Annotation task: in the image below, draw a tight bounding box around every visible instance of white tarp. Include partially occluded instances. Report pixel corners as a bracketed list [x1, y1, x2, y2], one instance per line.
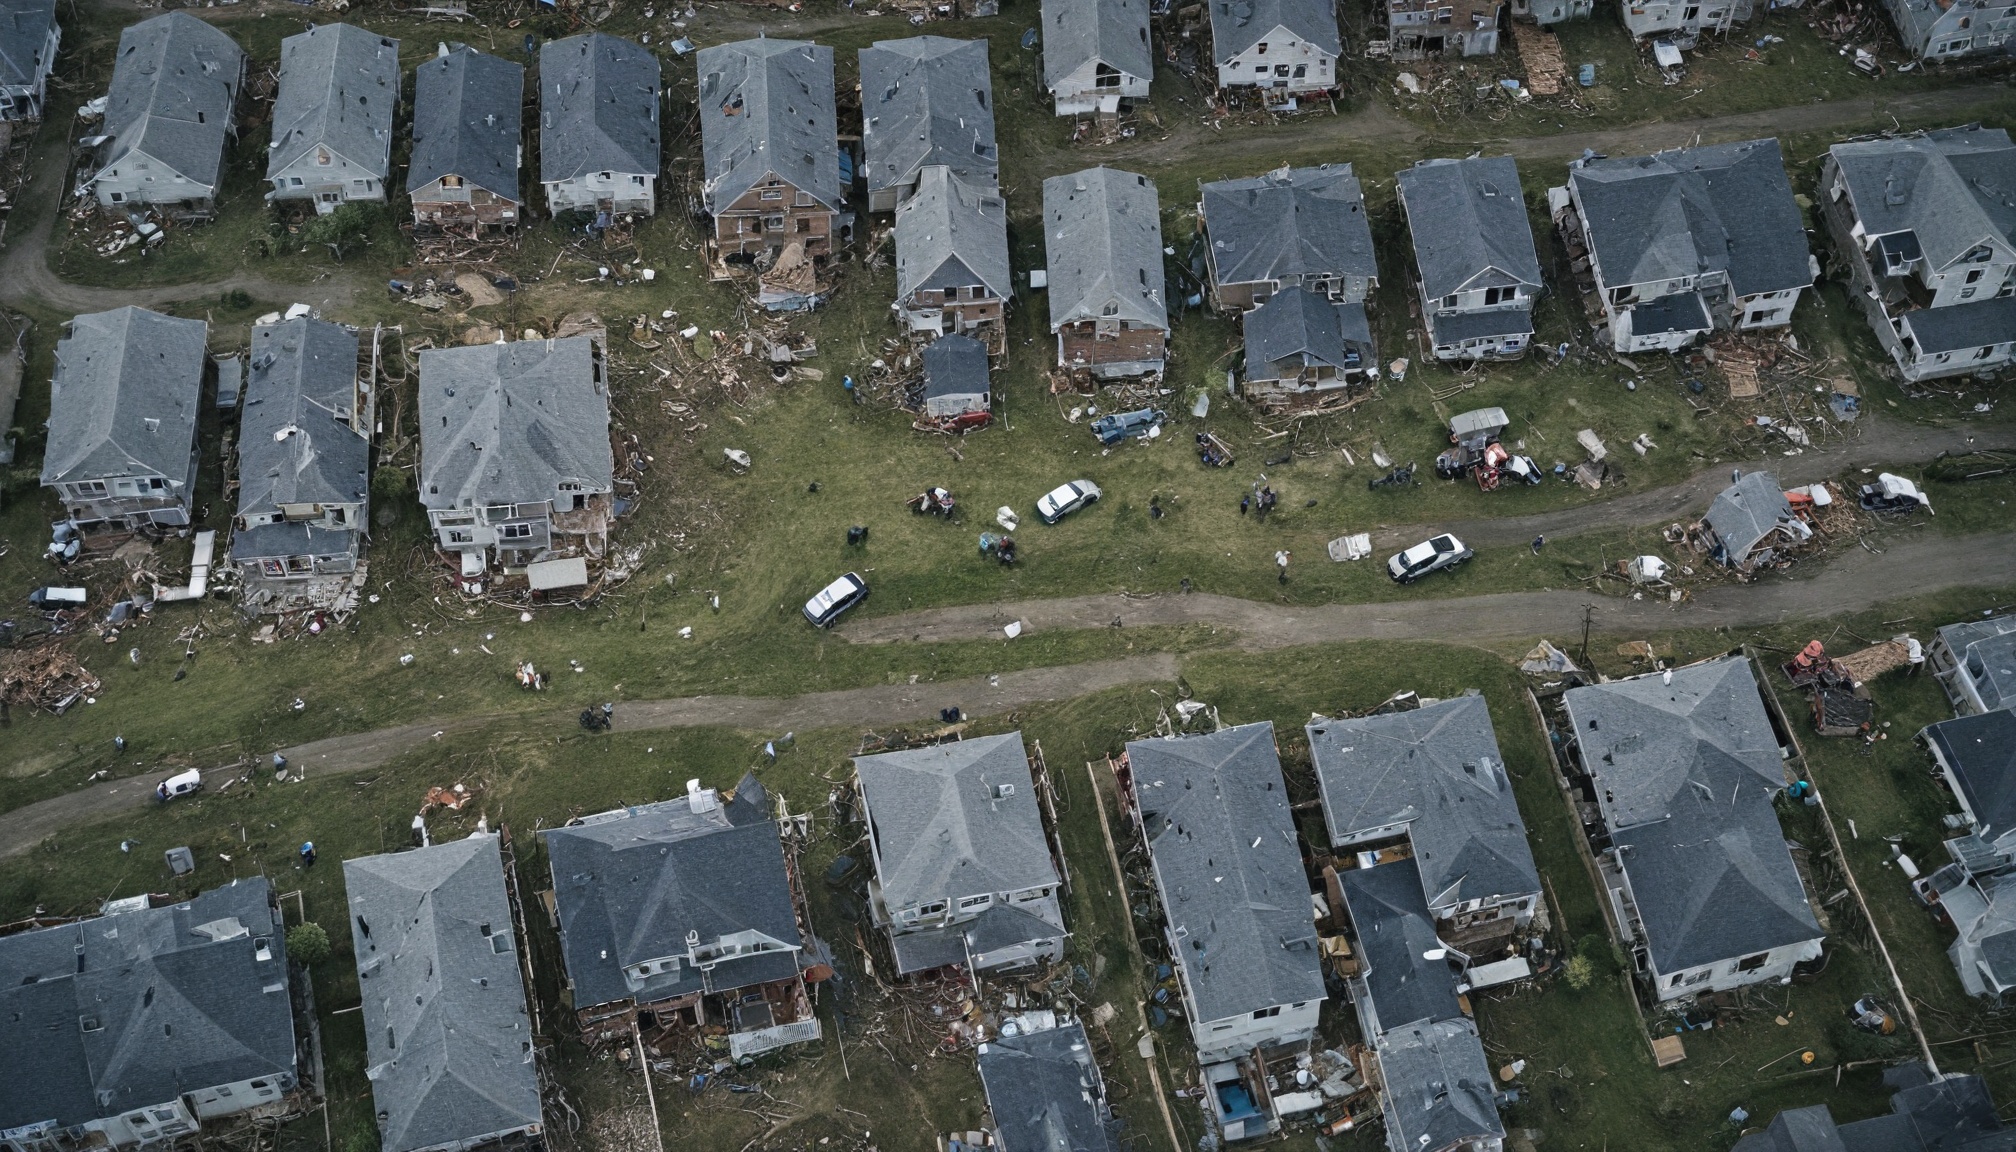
[1465, 956, 1533, 990]
[1326, 533, 1373, 562]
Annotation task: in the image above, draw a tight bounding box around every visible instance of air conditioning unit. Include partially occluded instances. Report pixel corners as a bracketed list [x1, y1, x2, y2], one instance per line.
[995, 783, 1016, 799]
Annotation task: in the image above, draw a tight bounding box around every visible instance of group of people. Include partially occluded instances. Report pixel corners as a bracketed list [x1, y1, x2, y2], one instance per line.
[1240, 486, 1280, 518]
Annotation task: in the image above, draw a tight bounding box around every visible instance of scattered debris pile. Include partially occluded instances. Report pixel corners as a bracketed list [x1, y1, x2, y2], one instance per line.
[1779, 636, 1920, 739]
[0, 646, 101, 714]
[1511, 23, 1567, 96]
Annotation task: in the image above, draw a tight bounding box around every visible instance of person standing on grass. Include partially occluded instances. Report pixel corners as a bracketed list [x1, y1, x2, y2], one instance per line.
[299, 842, 317, 868]
[1275, 550, 1291, 584]
[1240, 494, 1250, 515]
[1532, 535, 1546, 554]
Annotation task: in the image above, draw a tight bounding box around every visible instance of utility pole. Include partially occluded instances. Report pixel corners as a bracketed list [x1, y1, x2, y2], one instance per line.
[1580, 603, 1595, 669]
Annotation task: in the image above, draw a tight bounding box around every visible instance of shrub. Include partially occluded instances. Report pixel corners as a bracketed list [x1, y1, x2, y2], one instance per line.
[1563, 954, 1596, 990]
[300, 204, 378, 263]
[286, 921, 332, 968]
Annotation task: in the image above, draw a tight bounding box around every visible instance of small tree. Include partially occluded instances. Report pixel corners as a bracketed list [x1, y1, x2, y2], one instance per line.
[286, 921, 332, 968]
[1562, 954, 1596, 990]
[299, 204, 376, 263]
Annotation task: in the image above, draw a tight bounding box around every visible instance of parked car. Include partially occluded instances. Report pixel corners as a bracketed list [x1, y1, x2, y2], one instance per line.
[803, 572, 869, 627]
[154, 769, 204, 803]
[1036, 480, 1102, 524]
[1387, 534, 1473, 584]
[1090, 408, 1166, 446]
[27, 586, 87, 608]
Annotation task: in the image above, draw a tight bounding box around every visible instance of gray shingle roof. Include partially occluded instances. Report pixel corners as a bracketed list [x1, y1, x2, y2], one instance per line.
[1427, 308, 1535, 345]
[1396, 156, 1543, 301]
[978, 1021, 1117, 1152]
[267, 23, 397, 182]
[889, 901, 1064, 975]
[1734, 1073, 2016, 1152]
[40, 306, 206, 487]
[1565, 657, 1821, 974]
[855, 732, 1058, 909]
[1900, 296, 2016, 355]
[1043, 166, 1167, 331]
[1202, 164, 1376, 289]
[1928, 710, 2016, 840]
[236, 318, 366, 519]
[343, 836, 542, 1152]
[922, 332, 990, 401]
[1341, 858, 1461, 1034]
[1630, 290, 1713, 337]
[98, 13, 243, 186]
[895, 165, 1012, 304]
[1208, 0, 1340, 64]
[1704, 470, 1798, 563]
[0, 879, 295, 1131]
[1128, 723, 1326, 1024]
[697, 38, 838, 214]
[417, 336, 612, 510]
[1374, 1018, 1504, 1152]
[1829, 126, 2016, 275]
[0, 0, 57, 92]
[408, 46, 522, 200]
[1243, 287, 1370, 382]
[1571, 138, 1810, 297]
[1041, 0, 1153, 91]
[860, 37, 996, 198]
[538, 33, 660, 184]
[1937, 617, 2016, 713]
[1728, 1105, 1849, 1152]
[1309, 694, 1540, 910]
[542, 797, 805, 1012]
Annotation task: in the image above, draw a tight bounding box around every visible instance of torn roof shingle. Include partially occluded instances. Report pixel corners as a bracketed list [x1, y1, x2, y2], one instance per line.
[98, 12, 244, 187]
[236, 317, 367, 519]
[859, 36, 997, 197]
[1043, 166, 1167, 331]
[1830, 126, 2016, 274]
[1128, 723, 1326, 1024]
[40, 306, 207, 487]
[697, 38, 838, 214]
[895, 165, 1013, 304]
[538, 32, 660, 184]
[1397, 156, 1543, 301]
[854, 732, 1059, 910]
[977, 1021, 1118, 1152]
[408, 46, 523, 200]
[1202, 164, 1376, 289]
[1309, 694, 1540, 910]
[1041, 0, 1153, 91]
[343, 836, 542, 1152]
[1704, 470, 1798, 562]
[1208, 0, 1340, 65]
[417, 336, 612, 510]
[267, 23, 398, 181]
[1572, 137, 1810, 298]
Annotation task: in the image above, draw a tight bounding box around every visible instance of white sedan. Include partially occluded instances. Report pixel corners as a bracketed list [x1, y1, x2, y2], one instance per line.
[1387, 534, 1474, 584]
[1036, 480, 1102, 524]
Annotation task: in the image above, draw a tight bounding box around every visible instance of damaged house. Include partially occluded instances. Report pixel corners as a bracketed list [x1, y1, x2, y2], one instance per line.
[89, 12, 245, 216]
[853, 732, 1068, 976]
[697, 39, 841, 264]
[408, 46, 523, 232]
[265, 23, 398, 215]
[0, 879, 298, 1152]
[1820, 127, 2016, 385]
[0, 0, 60, 121]
[40, 306, 207, 533]
[1309, 693, 1543, 956]
[1125, 723, 1326, 1142]
[975, 1017, 1117, 1152]
[417, 336, 612, 578]
[1385, 0, 1504, 57]
[1552, 138, 1814, 354]
[894, 165, 1012, 340]
[1923, 709, 2016, 1001]
[1561, 656, 1826, 1002]
[342, 834, 544, 1152]
[1040, 0, 1153, 117]
[1618, 0, 1751, 39]
[1208, 0, 1340, 102]
[538, 33, 661, 217]
[1396, 156, 1544, 362]
[919, 332, 992, 418]
[1733, 1066, 2016, 1152]
[1697, 470, 1810, 573]
[541, 777, 826, 1058]
[1929, 615, 2016, 717]
[1238, 286, 1374, 409]
[230, 317, 371, 613]
[1199, 164, 1376, 313]
[859, 36, 997, 214]
[1880, 0, 2015, 60]
[1043, 166, 1168, 380]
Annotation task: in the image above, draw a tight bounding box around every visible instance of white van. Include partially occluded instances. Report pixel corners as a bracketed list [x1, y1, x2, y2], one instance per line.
[154, 769, 203, 803]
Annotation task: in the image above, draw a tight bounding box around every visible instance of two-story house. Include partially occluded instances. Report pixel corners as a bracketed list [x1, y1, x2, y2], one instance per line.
[860, 36, 996, 214]
[541, 777, 825, 1058]
[230, 317, 371, 612]
[1386, 0, 1505, 56]
[1310, 693, 1543, 954]
[0, 0, 59, 121]
[1396, 156, 1544, 361]
[976, 1018, 1117, 1152]
[1928, 615, 2016, 717]
[265, 23, 397, 214]
[40, 307, 207, 532]
[698, 39, 840, 263]
[1619, 0, 1753, 38]
[408, 46, 523, 232]
[1239, 286, 1374, 408]
[1820, 127, 2016, 384]
[1044, 166, 1168, 380]
[0, 879, 298, 1152]
[1562, 656, 1826, 1002]
[343, 835, 544, 1152]
[1199, 164, 1377, 312]
[1041, 0, 1153, 117]
[538, 32, 660, 217]
[1554, 138, 1813, 353]
[90, 13, 245, 215]
[417, 335, 612, 576]
[894, 165, 1012, 339]
[853, 732, 1068, 975]
[1880, 0, 2014, 60]
[1920, 707, 2016, 1001]
[1210, 0, 1340, 101]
